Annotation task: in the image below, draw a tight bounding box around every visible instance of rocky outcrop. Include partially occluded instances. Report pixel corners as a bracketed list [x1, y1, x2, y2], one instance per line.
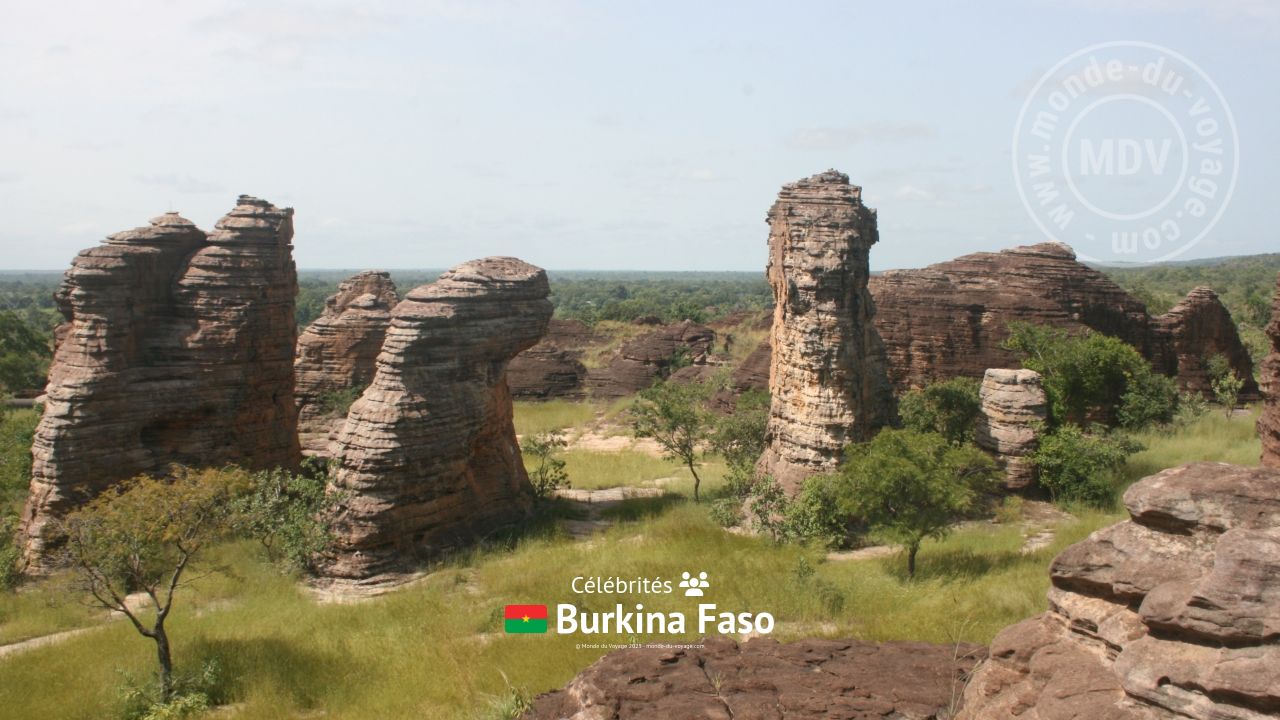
[1152, 286, 1260, 400]
[733, 245, 1258, 400]
[294, 271, 399, 455]
[975, 369, 1047, 490]
[508, 319, 596, 400]
[585, 320, 716, 399]
[320, 257, 552, 584]
[756, 170, 894, 494]
[522, 636, 985, 720]
[1259, 274, 1280, 467]
[870, 242, 1154, 392]
[20, 197, 300, 570]
[958, 461, 1280, 719]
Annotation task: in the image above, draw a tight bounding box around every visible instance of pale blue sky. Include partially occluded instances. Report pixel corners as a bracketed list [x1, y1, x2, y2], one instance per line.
[1, 0, 1276, 271]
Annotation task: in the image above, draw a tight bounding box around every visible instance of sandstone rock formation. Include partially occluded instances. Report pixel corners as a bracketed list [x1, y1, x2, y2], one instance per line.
[1259, 274, 1280, 468]
[756, 170, 894, 494]
[20, 198, 299, 570]
[1152, 286, 1259, 400]
[975, 369, 1048, 489]
[734, 244, 1258, 400]
[522, 636, 985, 720]
[959, 461, 1280, 719]
[507, 319, 596, 400]
[294, 271, 399, 455]
[321, 257, 552, 584]
[585, 320, 716, 400]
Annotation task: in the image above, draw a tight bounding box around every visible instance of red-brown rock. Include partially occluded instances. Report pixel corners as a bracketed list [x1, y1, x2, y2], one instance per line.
[294, 271, 399, 455]
[522, 636, 985, 720]
[507, 319, 596, 400]
[958, 461, 1280, 720]
[585, 320, 716, 400]
[1151, 286, 1259, 400]
[756, 170, 894, 494]
[20, 197, 300, 571]
[319, 257, 552, 585]
[1260, 273, 1280, 467]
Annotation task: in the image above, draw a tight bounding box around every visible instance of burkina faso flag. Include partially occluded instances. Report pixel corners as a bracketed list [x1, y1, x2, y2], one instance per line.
[504, 604, 548, 633]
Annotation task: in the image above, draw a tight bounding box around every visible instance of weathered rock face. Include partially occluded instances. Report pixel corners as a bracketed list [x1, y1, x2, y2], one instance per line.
[507, 319, 595, 400]
[1152, 286, 1260, 400]
[756, 170, 894, 494]
[734, 244, 1258, 400]
[294, 271, 399, 455]
[975, 369, 1047, 489]
[20, 197, 300, 570]
[1259, 274, 1280, 467]
[959, 461, 1280, 720]
[522, 636, 985, 720]
[321, 257, 552, 583]
[585, 320, 716, 400]
[870, 242, 1155, 392]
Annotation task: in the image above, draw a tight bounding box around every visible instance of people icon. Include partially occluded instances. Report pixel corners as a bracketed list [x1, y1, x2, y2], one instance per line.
[680, 570, 709, 597]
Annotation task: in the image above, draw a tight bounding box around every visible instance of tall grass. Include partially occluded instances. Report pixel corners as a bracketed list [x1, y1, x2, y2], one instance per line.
[512, 401, 600, 437]
[1120, 405, 1262, 486]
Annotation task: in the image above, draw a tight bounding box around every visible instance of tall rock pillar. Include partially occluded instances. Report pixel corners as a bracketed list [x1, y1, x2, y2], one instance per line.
[1259, 273, 1280, 467]
[755, 170, 893, 494]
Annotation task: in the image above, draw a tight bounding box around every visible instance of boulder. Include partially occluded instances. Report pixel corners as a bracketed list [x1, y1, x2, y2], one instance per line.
[958, 461, 1280, 720]
[975, 368, 1048, 489]
[319, 257, 552, 585]
[293, 271, 399, 455]
[20, 197, 299, 571]
[1260, 273, 1280, 467]
[522, 636, 985, 720]
[755, 170, 894, 494]
[585, 320, 716, 400]
[507, 319, 597, 400]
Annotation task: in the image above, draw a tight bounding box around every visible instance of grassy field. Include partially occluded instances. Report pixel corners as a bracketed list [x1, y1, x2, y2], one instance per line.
[0, 406, 1261, 719]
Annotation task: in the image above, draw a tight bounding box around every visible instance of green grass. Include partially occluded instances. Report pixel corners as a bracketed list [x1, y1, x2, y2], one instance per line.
[512, 401, 600, 437]
[0, 506, 1118, 720]
[1120, 405, 1262, 486]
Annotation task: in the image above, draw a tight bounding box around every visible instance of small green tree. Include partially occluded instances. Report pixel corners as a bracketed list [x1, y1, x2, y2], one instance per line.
[836, 429, 996, 578]
[1206, 354, 1244, 418]
[520, 431, 570, 499]
[898, 377, 982, 445]
[232, 458, 341, 573]
[59, 467, 248, 703]
[631, 380, 714, 501]
[711, 389, 769, 496]
[1032, 424, 1140, 506]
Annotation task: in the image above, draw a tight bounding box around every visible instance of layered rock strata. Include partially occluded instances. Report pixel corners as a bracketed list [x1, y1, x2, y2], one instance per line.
[507, 319, 595, 400]
[522, 636, 985, 720]
[1152, 286, 1259, 400]
[735, 244, 1259, 399]
[584, 320, 716, 399]
[756, 170, 894, 494]
[975, 369, 1048, 489]
[21, 197, 300, 569]
[321, 257, 552, 583]
[959, 461, 1280, 719]
[294, 271, 398, 454]
[1259, 274, 1280, 467]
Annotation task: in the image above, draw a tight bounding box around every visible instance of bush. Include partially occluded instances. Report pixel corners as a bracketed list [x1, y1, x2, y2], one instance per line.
[232, 459, 341, 573]
[0, 405, 38, 510]
[1004, 323, 1178, 429]
[898, 377, 982, 445]
[317, 386, 364, 418]
[782, 474, 846, 546]
[1032, 424, 1141, 507]
[0, 513, 21, 590]
[835, 429, 997, 577]
[711, 389, 769, 497]
[707, 498, 742, 528]
[520, 431, 570, 499]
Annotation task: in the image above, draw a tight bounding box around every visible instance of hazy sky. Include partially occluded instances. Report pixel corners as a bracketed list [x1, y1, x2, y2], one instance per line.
[2, 1, 1277, 271]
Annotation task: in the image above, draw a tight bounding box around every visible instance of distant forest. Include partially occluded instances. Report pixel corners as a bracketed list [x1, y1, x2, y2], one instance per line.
[2, 254, 1277, 395]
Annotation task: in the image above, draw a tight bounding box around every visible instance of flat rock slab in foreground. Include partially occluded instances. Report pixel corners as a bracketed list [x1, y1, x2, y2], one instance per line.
[521, 635, 985, 720]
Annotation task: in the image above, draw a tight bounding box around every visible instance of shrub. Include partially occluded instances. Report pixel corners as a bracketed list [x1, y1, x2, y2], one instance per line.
[711, 389, 769, 497]
[520, 431, 570, 499]
[707, 498, 742, 528]
[0, 513, 21, 590]
[1004, 323, 1178, 429]
[783, 473, 846, 546]
[232, 458, 340, 574]
[317, 386, 364, 417]
[898, 377, 981, 445]
[835, 429, 997, 578]
[1032, 424, 1141, 507]
[1207, 355, 1244, 418]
